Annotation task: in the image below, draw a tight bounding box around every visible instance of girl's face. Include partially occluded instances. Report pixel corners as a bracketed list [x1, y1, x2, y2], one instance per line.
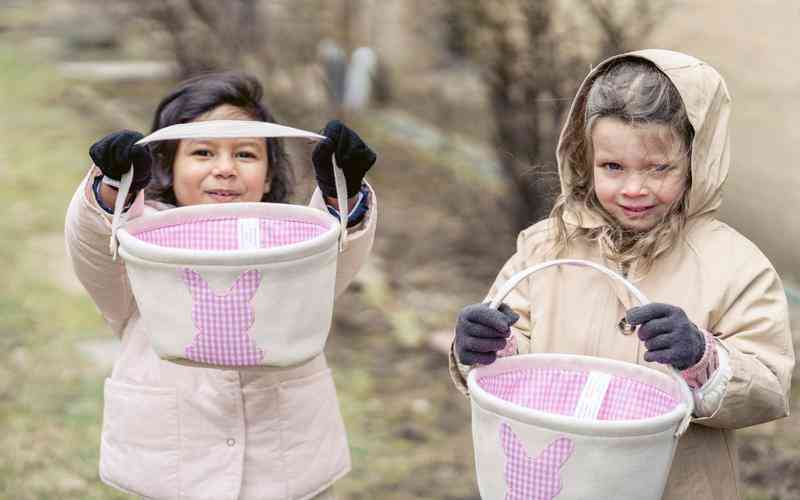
[172, 105, 269, 206]
[591, 117, 689, 232]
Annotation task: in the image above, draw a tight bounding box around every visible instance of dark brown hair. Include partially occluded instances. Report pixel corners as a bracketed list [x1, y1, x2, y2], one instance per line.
[145, 71, 293, 205]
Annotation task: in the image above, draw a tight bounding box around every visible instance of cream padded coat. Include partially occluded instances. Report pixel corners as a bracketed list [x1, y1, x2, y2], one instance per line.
[450, 50, 794, 500]
[66, 167, 376, 500]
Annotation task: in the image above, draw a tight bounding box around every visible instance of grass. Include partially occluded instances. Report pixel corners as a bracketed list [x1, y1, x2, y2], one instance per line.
[0, 43, 130, 499]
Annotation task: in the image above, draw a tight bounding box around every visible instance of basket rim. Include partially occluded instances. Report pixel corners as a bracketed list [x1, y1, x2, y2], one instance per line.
[467, 353, 692, 437]
[117, 202, 340, 266]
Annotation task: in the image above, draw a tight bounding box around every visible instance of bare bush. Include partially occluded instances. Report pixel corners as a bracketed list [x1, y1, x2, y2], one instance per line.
[444, 0, 672, 230]
[131, 0, 264, 79]
[587, 0, 673, 60]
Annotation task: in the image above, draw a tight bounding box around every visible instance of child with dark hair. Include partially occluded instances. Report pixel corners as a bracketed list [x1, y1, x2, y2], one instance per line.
[66, 71, 377, 500]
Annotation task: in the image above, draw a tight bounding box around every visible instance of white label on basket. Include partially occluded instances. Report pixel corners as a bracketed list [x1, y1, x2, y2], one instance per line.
[573, 371, 613, 420]
[237, 218, 261, 250]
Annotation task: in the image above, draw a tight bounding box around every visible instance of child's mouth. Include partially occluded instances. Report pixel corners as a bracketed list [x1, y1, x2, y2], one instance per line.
[206, 190, 241, 202]
[620, 205, 655, 217]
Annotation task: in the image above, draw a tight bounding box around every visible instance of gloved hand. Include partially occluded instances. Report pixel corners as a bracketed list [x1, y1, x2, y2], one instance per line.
[455, 303, 520, 366]
[89, 130, 152, 194]
[626, 303, 705, 370]
[312, 120, 376, 198]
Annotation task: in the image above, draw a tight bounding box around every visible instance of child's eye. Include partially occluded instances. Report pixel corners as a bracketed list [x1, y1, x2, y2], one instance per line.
[236, 151, 258, 160]
[191, 149, 212, 158]
[652, 164, 673, 174]
[602, 162, 623, 171]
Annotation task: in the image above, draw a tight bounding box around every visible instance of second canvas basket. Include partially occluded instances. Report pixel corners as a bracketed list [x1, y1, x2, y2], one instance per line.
[467, 259, 694, 500]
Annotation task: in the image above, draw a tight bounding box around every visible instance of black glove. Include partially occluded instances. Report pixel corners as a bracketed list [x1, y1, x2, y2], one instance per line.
[89, 130, 152, 194]
[626, 303, 705, 370]
[455, 303, 520, 366]
[312, 120, 376, 198]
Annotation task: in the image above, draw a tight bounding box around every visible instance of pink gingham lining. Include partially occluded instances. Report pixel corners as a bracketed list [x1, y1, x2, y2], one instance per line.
[477, 368, 678, 420]
[133, 217, 327, 250]
[500, 423, 574, 500]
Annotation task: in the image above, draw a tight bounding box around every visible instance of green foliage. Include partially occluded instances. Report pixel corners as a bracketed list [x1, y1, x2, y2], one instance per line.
[0, 43, 127, 499]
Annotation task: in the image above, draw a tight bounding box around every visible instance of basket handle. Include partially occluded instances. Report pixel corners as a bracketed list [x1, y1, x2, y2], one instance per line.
[330, 154, 349, 253]
[107, 121, 351, 258]
[488, 259, 694, 436]
[109, 166, 134, 259]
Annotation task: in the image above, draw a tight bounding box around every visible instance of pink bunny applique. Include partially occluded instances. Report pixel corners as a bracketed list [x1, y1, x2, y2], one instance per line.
[181, 268, 264, 366]
[500, 423, 575, 500]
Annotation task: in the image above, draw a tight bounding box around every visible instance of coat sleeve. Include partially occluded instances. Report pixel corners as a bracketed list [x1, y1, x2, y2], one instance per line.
[693, 253, 795, 429]
[448, 229, 535, 395]
[64, 167, 144, 336]
[308, 181, 377, 298]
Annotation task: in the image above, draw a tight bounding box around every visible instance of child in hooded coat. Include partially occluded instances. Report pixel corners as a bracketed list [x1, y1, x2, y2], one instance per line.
[66, 72, 377, 500]
[451, 50, 794, 500]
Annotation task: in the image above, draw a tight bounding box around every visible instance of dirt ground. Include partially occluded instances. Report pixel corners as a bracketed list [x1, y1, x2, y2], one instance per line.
[324, 136, 517, 500]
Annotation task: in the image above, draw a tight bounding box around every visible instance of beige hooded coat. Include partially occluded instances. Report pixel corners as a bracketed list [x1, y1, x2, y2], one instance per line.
[450, 50, 794, 499]
[66, 166, 376, 500]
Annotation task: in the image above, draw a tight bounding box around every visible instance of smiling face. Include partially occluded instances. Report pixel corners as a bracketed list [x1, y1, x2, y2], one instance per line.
[172, 104, 269, 206]
[591, 117, 689, 232]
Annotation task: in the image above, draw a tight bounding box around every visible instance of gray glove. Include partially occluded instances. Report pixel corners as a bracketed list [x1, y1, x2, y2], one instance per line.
[455, 303, 520, 366]
[626, 303, 705, 370]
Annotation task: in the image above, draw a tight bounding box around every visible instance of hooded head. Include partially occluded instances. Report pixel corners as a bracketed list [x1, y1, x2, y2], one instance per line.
[550, 49, 732, 273]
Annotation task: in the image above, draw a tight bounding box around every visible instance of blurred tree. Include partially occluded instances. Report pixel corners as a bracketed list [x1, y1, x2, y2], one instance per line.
[440, 2, 472, 62]
[339, 0, 359, 54]
[445, 0, 671, 230]
[587, 0, 672, 60]
[138, 0, 265, 79]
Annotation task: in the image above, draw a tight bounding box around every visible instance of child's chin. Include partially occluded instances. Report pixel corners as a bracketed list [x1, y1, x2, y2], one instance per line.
[204, 194, 243, 204]
[618, 219, 657, 232]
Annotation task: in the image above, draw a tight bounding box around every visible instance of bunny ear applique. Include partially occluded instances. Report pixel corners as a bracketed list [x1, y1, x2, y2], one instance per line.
[182, 268, 209, 297]
[181, 268, 262, 301]
[537, 437, 575, 469]
[230, 269, 262, 301]
[499, 422, 517, 457]
[500, 423, 575, 500]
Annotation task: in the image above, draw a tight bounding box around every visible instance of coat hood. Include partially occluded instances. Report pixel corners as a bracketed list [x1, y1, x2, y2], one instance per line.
[556, 49, 732, 228]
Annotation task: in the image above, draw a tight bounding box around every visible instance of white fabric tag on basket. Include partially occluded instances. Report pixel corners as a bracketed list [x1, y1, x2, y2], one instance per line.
[573, 370, 613, 420]
[237, 218, 261, 250]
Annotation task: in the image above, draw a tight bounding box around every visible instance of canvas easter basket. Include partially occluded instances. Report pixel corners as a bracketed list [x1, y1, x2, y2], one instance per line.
[109, 120, 352, 369]
[467, 259, 694, 500]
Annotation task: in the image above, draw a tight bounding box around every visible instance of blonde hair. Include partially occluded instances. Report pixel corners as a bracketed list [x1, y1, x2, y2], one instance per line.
[550, 58, 694, 277]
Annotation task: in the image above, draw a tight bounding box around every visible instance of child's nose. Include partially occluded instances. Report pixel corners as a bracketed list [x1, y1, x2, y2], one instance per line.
[212, 155, 236, 177]
[621, 173, 648, 197]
